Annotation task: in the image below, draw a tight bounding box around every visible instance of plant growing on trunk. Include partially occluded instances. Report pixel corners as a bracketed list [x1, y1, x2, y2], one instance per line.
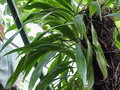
[2, 0, 120, 90]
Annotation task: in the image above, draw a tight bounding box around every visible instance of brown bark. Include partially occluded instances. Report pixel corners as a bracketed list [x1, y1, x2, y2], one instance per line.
[82, 8, 120, 90]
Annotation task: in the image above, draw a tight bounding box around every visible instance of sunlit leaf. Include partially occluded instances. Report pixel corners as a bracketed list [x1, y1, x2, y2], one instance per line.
[74, 14, 86, 39]
[105, 13, 120, 20]
[5, 24, 17, 33]
[75, 44, 87, 87]
[89, 1, 102, 20]
[91, 23, 108, 79]
[86, 38, 94, 90]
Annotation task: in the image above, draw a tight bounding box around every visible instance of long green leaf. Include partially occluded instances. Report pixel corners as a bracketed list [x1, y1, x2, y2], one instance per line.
[91, 23, 108, 79]
[60, 49, 75, 60]
[5, 24, 17, 33]
[29, 52, 57, 90]
[23, 11, 44, 22]
[0, 27, 23, 52]
[105, 13, 120, 20]
[102, 0, 114, 10]
[89, 1, 102, 20]
[22, 50, 48, 80]
[47, 53, 63, 73]
[24, 50, 48, 69]
[49, 21, 76, 40]
[75, 44, 87, 87]
[23, 56, 38, 80]
[6, 56, 25, 87]
[56, 0, 73, 11]
[86, 38, 93, 65]
[4, 41, 49, 56]
[74, 14, 86, 39]
[24, 2, 53, 9]
[4, 33, 62, 56]
[87, 65, 94, 90]
[85, 38, 94, 90]
[35, 65, 69, 90]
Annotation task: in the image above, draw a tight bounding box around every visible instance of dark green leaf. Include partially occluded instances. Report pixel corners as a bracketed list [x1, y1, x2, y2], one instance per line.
[6, 57, 25, 87]
[29, 52, 57, 90]
[24, 2, 53, 9]
[35, 65, 69, 90]
[24, 50, 48, 69]
[49, 21, 76, 40]
[26, 0, 34, 4]
[56, 0, 73, 11]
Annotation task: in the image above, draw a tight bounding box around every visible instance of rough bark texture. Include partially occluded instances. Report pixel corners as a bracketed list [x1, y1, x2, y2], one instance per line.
[83, 8, 120, 90]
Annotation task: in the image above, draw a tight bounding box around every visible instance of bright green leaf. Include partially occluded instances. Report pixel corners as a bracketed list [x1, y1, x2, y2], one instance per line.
[74, 14, 86, 39]
[91, 23, 108, 79]
[75, 44, 87, 87]
[89, 1, 102, 20]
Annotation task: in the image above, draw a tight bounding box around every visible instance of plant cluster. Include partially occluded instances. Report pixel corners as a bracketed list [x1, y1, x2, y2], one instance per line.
[0, 0, 120, 90]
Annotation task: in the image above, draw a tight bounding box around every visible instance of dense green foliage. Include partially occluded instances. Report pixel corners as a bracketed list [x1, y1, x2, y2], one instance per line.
[1, 0, 120, 90]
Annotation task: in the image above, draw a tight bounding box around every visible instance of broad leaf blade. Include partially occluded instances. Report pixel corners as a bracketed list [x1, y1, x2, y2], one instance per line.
[74, 14, 86, 39]
[89, 1, 102, 20]
[75, 44, 87, 87]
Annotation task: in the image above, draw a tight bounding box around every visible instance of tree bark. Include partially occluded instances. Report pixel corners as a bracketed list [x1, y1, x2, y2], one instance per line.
[92, 14, 120, 90]
[83, 8, 120, 90]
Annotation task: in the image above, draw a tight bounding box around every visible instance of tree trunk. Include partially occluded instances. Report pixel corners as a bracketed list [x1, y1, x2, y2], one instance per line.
[93, 11, 120, 90]
[83, 8, 120, 90]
